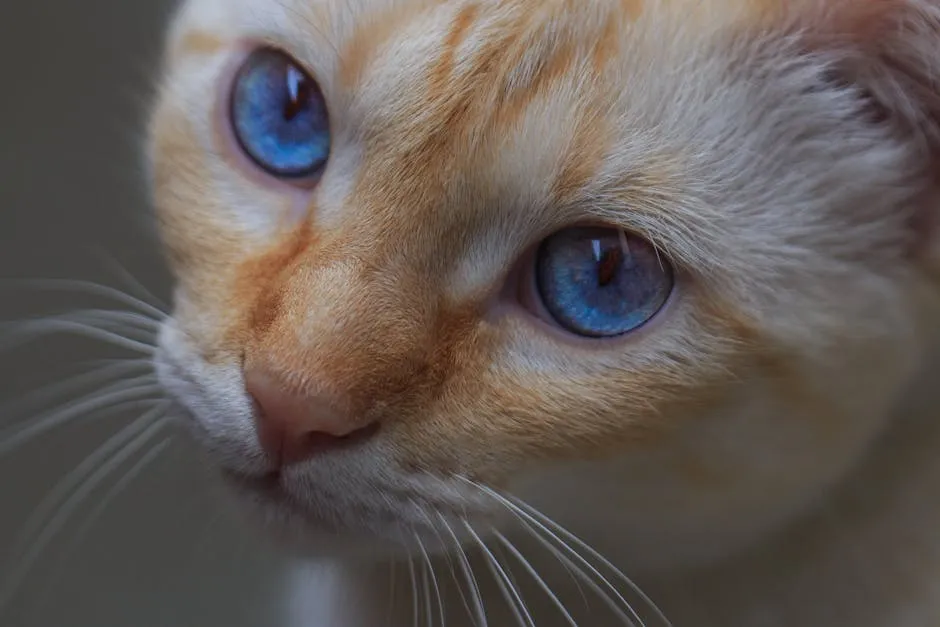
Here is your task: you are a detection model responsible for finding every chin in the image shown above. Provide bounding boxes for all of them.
[217,471,410,560]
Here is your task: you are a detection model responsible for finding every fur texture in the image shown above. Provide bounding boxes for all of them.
[148,0,940,624]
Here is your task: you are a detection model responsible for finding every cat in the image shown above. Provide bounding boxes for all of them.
[147,0,940,625]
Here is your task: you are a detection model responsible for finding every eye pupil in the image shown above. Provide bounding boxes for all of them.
[595,245,622,287]
[536,227,673,338]
[283,65,310,121]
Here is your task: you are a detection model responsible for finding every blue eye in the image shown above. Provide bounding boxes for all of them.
[230,49,330,178]
[536,227,673,337]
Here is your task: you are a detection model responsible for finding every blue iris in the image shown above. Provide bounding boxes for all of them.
[230,49,330,177]
[536,227,673,337]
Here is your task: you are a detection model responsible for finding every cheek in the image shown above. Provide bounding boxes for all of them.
[148,67,313,273]
[391,355,702,481]
[392,297,763,479]
[148,110,314,359]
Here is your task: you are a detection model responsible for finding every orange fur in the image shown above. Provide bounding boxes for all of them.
[149,1,940,625]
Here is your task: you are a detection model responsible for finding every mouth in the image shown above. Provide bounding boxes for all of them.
[217,469,367,555]
[220,469,318,523]
[217,466,497,561]
[223,469,282,498]
[218,467,423,558]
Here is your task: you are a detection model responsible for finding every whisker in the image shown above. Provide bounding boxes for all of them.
[0,308,163,334]
[519,519,641,626]
[415,532,446,627]
[0,412,170,611]
[462,479,652,626]
[1,370,158,433]
[90,248,170,312]
[0,380,164,457]
[0,278,167,320]
[45,314,159,344]
[438,512,488,627]
[0,358,153,422]
[493,540,525,614]
[407,552,419,627]
[507,494,670,627]
[414,505,476,624]
[8,402,170,565]
[420,545,433,627]
[463,519,536,627]
[42,308,163,328]
[497,508,591,613]
[0,318,156,354]
[32,310,164,341]
[38,435,173,602]
[493,528,579,627]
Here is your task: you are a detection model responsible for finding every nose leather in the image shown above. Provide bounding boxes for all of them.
[244,366,376,467]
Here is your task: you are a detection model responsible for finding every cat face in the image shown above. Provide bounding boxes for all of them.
[149,0,940,570]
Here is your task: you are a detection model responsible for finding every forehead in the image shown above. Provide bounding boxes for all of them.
[166,3,645,255]
[160,0,796,294]
[169,0,635,167]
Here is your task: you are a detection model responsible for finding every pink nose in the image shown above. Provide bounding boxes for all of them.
[244,368,379,467]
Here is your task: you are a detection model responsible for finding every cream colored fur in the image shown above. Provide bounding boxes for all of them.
[148,0,940,625]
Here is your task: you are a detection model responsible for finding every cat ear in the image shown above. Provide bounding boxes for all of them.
[813,0,940,271]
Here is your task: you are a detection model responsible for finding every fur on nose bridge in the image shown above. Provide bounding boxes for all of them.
[244,302,433,422]
[244,254,433,388]
[232,216,482,413]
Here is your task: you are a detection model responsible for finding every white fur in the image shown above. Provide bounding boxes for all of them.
[150,1,940,625]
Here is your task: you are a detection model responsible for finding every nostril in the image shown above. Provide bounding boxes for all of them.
[297,421,380,454]
[259,417,380,467]
[246,377,380,467]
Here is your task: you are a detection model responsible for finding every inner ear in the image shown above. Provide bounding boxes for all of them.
[804,0,940,271]
[810,65,891,127]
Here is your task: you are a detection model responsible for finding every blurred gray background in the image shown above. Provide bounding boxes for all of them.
[4,3,937,627]
[0,2,289,625]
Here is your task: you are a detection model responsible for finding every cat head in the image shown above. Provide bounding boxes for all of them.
[149,0,940,571]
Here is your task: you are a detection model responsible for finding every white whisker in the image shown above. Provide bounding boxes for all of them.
[0,413,170,610]
[460,479,638,622]
[420,546,433,627]
[36,310,163,342]
[8,402,170,562]
[493,541,526,613]
[0,278,167,320]
[407,552,420,627]
[0,358,153,422]
[38,435,173,600]
[1,371,159,436]
[493,528,579,627]
[416,505,476,624]
[0,311,162,345]
[45,308,163,328]
[91,248,170,312]
[0,380,164,457]
[464,520,536,627]
[461,478,654,626]
[0,318,156,354]
[507,494,670,627]
[519,513,642,626]
[415,531,446,627]
[438,512,488,627]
